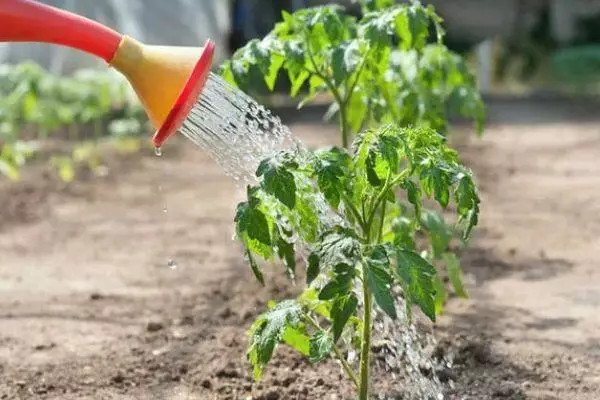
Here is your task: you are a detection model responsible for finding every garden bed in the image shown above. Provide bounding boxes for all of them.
[1,99,599,399]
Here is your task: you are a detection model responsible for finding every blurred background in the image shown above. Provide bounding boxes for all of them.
[3,0,600,93]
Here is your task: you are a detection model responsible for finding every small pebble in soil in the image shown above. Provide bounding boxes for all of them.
[89,292,104,301]
[33,343,56,351]
[110,373,125,385]
[281,375,296,387]
[200,379,212,389]
[218,307,233,319]
[146,321,165,332]
[215,364,242,379]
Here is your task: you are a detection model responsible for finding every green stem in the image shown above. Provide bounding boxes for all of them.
[304,314,359,389]
[340,191,367,232]
[359,275,373,400]
[339,104,350,149]
[377,201,387,243]
[301,29,351,149]
[332,343,360,389]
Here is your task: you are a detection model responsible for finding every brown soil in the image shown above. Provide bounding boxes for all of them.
[1,99,599,400]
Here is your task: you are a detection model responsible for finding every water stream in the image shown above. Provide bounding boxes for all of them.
[178,72,449,399]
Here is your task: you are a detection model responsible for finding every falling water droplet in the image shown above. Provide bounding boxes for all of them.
[154,147,162,157]
[167,259,177,270]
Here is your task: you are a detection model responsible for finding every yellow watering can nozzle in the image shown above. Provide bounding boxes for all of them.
[109,36,216,148]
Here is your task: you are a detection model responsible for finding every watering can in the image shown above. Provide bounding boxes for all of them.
[0,0,216,148]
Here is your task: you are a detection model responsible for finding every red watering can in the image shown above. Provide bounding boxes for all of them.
[0,0,216,148]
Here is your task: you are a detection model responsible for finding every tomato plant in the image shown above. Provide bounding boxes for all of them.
[235,125,479,398]
[222,1,484,398]
[221,0,485,148]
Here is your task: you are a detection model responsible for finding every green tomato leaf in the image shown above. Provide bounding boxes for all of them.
[309,331,333,363]
[307,252,320,285]
[276,236,296,278]
[403,179,422,220]
[282,326,311,356]
[366,245,397,319]
[247,300,303,381]
[331,293,358,342]
[396,249,437,322]
[246,250,265,286]
[257,160,297,209]
[314,149,348,209]
[319,280,342,301]
[331,40,362,87]
[443,252,468,298]
[235,199,272,259]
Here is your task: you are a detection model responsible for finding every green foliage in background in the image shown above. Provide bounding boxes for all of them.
[0,62,148,181]
[222,0,485,148]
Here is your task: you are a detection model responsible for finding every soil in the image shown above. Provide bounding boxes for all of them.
[1,98,599,400]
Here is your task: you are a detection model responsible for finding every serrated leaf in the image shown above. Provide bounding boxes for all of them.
[290,70,310,97]
[265,54,285,91]
[366,245,397,319]
[319,280,344,301]
[331,41,362,87]
[314,149,348,209]
[282,326,310,356]
[455,175,480,239]
[366,150,383,186]
[331,294,358,342]
[235,201,272,250]
[317,228,360,268]
[309,331,333,363]
[443,252,468,298]
[276,236,296,278]
[422,167,449,208]
[246,250,265,286]
[396,249,437,321]
[258,161,297,209]
[378,134,401,172]
[298,288,331,319]
[247,300,303,381]
[403,180,422,220]
[307,252,320,285]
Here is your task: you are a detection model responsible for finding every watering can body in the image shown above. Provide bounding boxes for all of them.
[0,0,216,147]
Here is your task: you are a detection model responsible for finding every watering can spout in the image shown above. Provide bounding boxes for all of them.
[0,0,215,148]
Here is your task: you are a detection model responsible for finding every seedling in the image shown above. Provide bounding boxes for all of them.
[235,124,479,398]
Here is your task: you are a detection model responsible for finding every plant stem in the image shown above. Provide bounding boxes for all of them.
[359,276,373,400]
[332,343,360,389]
[304,314,359,389]
[339,104,350,149]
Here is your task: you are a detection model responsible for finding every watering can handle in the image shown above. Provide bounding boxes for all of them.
[0,0,123,62]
